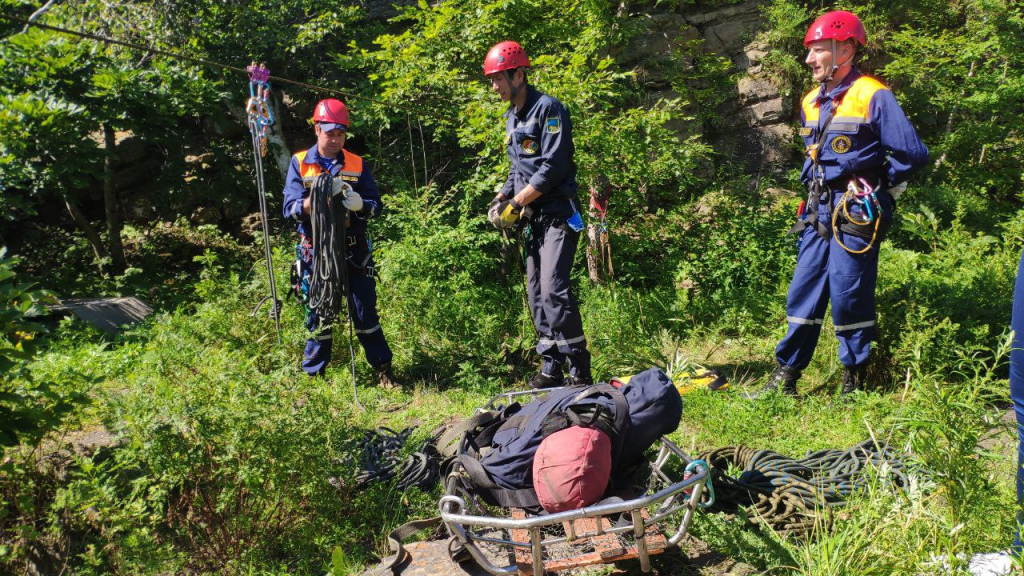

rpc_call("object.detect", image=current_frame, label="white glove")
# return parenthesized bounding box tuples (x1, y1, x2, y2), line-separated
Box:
(331, 177, 346, 197)
(888, 181, 908, 199)
(342, 189, 364, 212)
(487, 199, 503, 228)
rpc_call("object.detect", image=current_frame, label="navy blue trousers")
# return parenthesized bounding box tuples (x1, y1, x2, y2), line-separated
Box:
(775, 190, 894, 369)
(1011, 249, 1024, 551)
(524, 216, 591, 381)
(297, 237, 392, 376)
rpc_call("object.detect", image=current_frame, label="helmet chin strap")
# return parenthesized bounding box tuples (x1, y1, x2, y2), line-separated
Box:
(824, 38, 854, 85)
(505, 68, 523, 101)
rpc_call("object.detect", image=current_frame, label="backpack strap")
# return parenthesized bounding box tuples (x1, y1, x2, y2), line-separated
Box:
(567, 383, 629, 465)
(436, 403, 521, 460)
(455, 454, 542, 508)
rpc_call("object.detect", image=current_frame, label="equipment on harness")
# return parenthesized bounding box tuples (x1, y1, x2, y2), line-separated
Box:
(441, 368, 682, 511)
(832, 177, 883, 254)
(244, 62, 282, 345)
(790, 106, 837, 239)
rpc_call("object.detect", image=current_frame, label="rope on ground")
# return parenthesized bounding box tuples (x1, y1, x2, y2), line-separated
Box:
(338, 427, 441, 491)
(698, 438, 914, 538)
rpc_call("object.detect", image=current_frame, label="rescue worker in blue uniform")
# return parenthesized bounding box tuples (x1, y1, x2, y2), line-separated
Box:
(483, 41, 592, 389)
(755, 11, 929, 397)
(282, 98, 397, 386)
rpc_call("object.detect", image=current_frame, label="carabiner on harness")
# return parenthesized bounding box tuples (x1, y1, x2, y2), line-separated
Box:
(832, 177, 881, 255)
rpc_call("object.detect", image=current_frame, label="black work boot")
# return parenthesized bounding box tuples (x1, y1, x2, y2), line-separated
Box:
(375, 363, 400, 390)
(527, 372, 563, 390)
(748, 364, 801, 398)
(840, 364, 868, 397)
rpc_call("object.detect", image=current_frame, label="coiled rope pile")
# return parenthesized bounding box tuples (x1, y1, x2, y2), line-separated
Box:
(699, 439, 914, 537)
(307, 173, 349, 325)
(348, 427, 441, 491)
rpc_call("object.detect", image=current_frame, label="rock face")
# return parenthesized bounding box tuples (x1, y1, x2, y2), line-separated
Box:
(623, 0, 798, 175)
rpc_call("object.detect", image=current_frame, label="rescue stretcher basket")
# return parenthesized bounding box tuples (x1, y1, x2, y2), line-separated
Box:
(439, 388, 710, 575)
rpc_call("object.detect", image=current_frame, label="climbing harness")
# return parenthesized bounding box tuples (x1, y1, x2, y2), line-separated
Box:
(699, 439, 914, 538)
(832, 176, 882, 254)
(244, 62, 282, 344)
(307, 172, 364, 410)
(589, 181, 614, 279)
(790, 105, 836, 240)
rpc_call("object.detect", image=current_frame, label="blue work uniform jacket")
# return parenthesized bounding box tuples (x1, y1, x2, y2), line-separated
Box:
(281, 144, 383, 237)
(799, 68, 928, 188)
(498, 85, 578, 218)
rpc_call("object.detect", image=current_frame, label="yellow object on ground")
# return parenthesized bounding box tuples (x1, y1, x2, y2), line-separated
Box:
(610, 368, 728, 395)
(673, 368, 729, 395)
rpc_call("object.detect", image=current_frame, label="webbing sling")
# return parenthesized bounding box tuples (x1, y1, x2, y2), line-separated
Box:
(359, 515, 471, 576)
(789, 103, 837, 237)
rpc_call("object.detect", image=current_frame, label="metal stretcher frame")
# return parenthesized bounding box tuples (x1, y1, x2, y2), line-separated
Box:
(439, 388, 709, 576)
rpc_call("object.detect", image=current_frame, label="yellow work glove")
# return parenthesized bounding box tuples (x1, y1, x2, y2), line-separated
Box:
(497, 199, 522, 229)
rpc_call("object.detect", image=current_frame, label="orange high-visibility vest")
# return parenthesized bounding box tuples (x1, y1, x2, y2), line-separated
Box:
(801, 76, 885, 135)
(292, 149, 364, 189)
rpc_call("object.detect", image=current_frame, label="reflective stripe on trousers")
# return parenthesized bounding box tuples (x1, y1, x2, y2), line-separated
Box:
(525, 216, 591, 380)
(298, 241, 393, 375)
(774, 193, 892, 369)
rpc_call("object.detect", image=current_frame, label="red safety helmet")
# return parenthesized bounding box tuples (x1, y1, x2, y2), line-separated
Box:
(312, 98, 349, 131)
(483, 41, 530, 76)
(804, 11, 866, 47)
(533, 426, 612, 513)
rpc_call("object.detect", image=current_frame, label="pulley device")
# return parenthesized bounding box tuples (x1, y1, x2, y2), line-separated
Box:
(244, 62, 282, 343)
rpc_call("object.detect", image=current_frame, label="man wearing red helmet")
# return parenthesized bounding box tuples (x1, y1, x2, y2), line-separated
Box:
(755, 11, 928, 398)
(483, 40, 592, 389)
(281, 98, 396, 386)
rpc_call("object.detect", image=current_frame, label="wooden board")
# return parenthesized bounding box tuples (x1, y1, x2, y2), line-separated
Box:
(512, 509, 669, 575)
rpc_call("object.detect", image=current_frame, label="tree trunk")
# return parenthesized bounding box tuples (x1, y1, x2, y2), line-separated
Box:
(102, 123, 127, 275)
(265, 93, 292, 179)
(63, 193, 110, 276)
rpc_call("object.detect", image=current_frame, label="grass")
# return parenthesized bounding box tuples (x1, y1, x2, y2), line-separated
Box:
(3, 200, 1021, 575)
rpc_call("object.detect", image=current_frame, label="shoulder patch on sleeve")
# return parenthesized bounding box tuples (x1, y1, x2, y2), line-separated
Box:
(545, 117, 561, 134)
